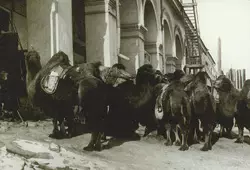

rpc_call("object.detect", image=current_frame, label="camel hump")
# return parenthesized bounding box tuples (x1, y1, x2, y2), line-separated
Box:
(41, 64, 71, 94)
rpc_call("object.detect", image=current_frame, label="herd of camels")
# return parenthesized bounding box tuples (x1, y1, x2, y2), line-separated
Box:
(24, 50, 250, 152)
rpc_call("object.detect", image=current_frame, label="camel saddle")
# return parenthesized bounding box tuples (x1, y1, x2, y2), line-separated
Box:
(41, 64, 71, 94)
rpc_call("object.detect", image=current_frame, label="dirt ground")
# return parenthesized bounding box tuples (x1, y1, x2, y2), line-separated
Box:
(1, 120, 250, 170)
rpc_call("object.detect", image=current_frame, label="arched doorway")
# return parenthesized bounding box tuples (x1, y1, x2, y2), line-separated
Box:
(144, 1, 158, 67)
(175, 35, 183, 69)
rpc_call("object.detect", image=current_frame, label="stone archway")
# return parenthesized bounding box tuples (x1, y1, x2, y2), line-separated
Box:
(164, 21, 172, 56)
(175, 35, 184, 70)
(144, 0, 158, 68)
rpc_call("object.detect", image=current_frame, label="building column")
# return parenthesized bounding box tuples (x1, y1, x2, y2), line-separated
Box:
(165, 54, 178, 73)
(145, 42, 159, 70)
(119, 24, 146, 74)
(27, 0, 73, 65)
(85, 0, 118, 67)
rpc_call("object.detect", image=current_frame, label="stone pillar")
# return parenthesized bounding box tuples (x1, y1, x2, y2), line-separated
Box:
(85, 0, 118, 67)
(57, 0, 73, 64)
(120, 24, 146, 74)
(145, 42, 158, 70)
(27, 0, 73, 66)
(165, 54, 178, 73)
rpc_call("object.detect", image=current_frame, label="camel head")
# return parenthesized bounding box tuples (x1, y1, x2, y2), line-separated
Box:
(25, 50, 42, 85)
(180, 74, 194, 86)
(164, 69, 186, 83)
(25, 50, 42, 72)
(214, 74, 233, 92)
(184, 71, 208, 93)
(136, 64, 160, 86)
(240, 79, 250, 102)
(48, 51, 70, 66)
(155, 70, 168, 83)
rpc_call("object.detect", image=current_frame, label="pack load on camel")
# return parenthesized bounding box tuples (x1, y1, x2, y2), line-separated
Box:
(41, 65, 71, 94)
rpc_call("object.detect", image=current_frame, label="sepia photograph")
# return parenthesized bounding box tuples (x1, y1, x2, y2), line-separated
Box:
(0, 0, 250, 169)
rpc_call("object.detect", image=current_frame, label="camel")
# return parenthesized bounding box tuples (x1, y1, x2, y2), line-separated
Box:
(213, 75, 240, 138)
(235, 79, 250, 143)
(25, 50, 133, 151)
(155, 70, 194, 151)
(106, 64, 163, 139)
(185, 71, 217, 151)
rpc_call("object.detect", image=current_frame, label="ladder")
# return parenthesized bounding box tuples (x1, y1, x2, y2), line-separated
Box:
(181, 0, 203, 74)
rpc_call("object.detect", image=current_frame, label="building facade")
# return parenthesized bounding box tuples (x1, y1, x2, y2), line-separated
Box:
(199, 38, 217, 87)
(0, 0, 216, 76)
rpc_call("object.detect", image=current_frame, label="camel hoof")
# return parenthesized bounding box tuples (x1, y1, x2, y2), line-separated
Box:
(226, 134, 233, 139)
(103, 143, 112, 150)
(175, 141, 181, 146)
(94, 144, 103, 152)
(83, 146, 95, 152)
(143, 130, 150, 137)
(164, 141, 173, 146)
(200, 145, 211, 151)
(235, 138, 244, 143)
(49, 131, 61, 139)
(179, 145, 189, 151)
(101, 135, 107, 141)
(192, 139, 200, 144)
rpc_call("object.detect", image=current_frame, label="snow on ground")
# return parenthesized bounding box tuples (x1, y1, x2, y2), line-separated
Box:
(1, 120, 250, 170)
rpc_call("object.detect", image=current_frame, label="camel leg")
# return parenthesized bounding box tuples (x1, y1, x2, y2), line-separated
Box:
(201, 124, 213, 151)
(101, 134, 107, 141)
(59, 119, 66, 138)
(235, 125, 244, 143)
(143, 126, 155, 137)
(94, 132, 104, 151)
(66, 119, 74, 138)
(193, 128, 200, 144)
(66, 112, 77, 138)
(49, 118, 60, 138)
(174, 126, 181, 146)
(83, 132, 98, 151)
(191, 118, 200, 144)
(226, 127, 233, 139)
(179, 118, 189, 151)
(219, 125, 224, 137)
(164, 123, 172, 146)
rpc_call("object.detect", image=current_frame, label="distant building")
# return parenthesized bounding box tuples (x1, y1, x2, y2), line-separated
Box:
(226, 68, 246, 89)
(199, 38, 217, 88)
